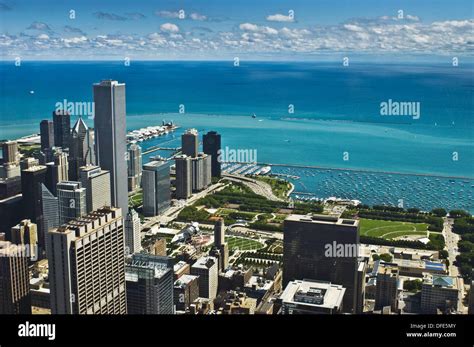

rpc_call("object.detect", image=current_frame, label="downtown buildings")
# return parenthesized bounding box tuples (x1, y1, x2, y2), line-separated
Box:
(174, 129, 213, 200)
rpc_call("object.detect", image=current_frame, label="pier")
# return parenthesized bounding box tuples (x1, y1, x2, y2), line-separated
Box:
(257, 162, 474, 181)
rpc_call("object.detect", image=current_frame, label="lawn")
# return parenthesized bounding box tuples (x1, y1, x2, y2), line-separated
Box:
(359, 218, 428, 240)
(226, 236, 264, 251)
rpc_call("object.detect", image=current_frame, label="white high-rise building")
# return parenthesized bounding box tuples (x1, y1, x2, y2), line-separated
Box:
(47, 207, 127, 314)
(79, 165, 111, 213)
(124, 209, 141, 255)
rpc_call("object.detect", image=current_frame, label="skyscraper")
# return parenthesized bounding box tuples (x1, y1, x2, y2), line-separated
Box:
(40, 120, 55, 150)
(124, 209, 141, 255)
(203, 131, 221, 177)
(1, 141, 19, 165)
(57, 181, 87, 225)
(0, 241, 31, 314)
(69, 117, 95, 181)
(41, 184, 59, 245)
(175, 155, 192, 199)
(181, 129, 198, 158)
(127, 143, 142, 192)
(11, 219, 38, 261)
(45, 148, 69, 195)
(191, 153, 211, 192)
(374, 262, 399, 312)
(21, 165, 47, 252)
(93, 80, 128, 216)
(283, 214, 359, 313)
(210, 218, 229, 272)
(191, 256, 218, 300)
(125, 254, 174, 314)
(142, 160, 170, 217)
(47, 206, 127, 314)
(53, 110, 71, 149)
(79, 165, 111, 213)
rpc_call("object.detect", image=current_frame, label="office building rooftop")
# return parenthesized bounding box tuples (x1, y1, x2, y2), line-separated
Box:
(280, 279, 346, 310)
(285, 214, 359, 227)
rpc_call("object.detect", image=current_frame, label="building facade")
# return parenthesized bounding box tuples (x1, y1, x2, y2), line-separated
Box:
(93, 80, 128, 216)
(191, 256, 218, 300)
(203, 131, 221, 177)
(40, 120, 55, 150)
(47, 206, 127, 314)
(175, 155, 192, 199)
(57, 181, 87, 225)
(0, 241, 31, 314)
(127, 143, 142, 192)
(181, 128, 198, 158)
(124, 209, 141, 255)
(125, 254, 174, 314)
(142, 160, 171, 217)
(79, 165, 111, 213)
(283, 214, 359, 313)
(52, 110, 71, 149)
(69, 117, 95, 181)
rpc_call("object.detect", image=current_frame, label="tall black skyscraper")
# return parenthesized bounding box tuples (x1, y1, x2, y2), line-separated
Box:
(203, 131, 221, 177)
(181, 129, 198, 158)
(283, 214, 360, 313)
(21, 165, 47, 253)
(40, 120, 55, 150)
(53, 110, 71, 149)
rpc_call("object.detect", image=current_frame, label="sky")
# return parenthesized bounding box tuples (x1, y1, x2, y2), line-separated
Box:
(0, 0, 473, 60)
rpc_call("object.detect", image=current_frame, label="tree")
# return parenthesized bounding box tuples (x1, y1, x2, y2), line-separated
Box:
(379, 253, 393, 262)
(438, 250, 449, 259)
(449, 210, 471, 218)
(404, 279, 422, 292)
(431, 208, 447, 217)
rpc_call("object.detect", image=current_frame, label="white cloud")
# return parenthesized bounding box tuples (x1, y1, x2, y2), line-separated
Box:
(160, 23, 179, 33)
(239, 23, 278, 35)
(266, 14, 294, 23)
(155, 11, 181, 19)
(3, 15, 473, 58)
(190, 13, 207, 21)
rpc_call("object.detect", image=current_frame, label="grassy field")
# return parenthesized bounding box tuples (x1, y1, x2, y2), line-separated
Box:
(254, 176, 291, 199)
(359, 218, 428, 240)
(226, 236, 264, 251)
(129, 190, 143, 208)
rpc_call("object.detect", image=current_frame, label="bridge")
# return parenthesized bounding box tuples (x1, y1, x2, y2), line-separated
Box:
(142, 146, 181, 155)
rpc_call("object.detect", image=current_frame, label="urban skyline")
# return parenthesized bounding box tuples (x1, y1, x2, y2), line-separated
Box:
(0, 1, 472, 345)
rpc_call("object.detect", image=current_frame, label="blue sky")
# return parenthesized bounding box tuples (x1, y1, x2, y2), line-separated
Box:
(0, 0, 473, 60)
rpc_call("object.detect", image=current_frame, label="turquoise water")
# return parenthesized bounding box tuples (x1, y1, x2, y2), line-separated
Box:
(0, 61, 473, 211)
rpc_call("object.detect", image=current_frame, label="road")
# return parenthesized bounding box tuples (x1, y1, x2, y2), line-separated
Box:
(442, 217, 460, 277)
(140, 182, 227, 231)
(222, 173, 284, 202)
